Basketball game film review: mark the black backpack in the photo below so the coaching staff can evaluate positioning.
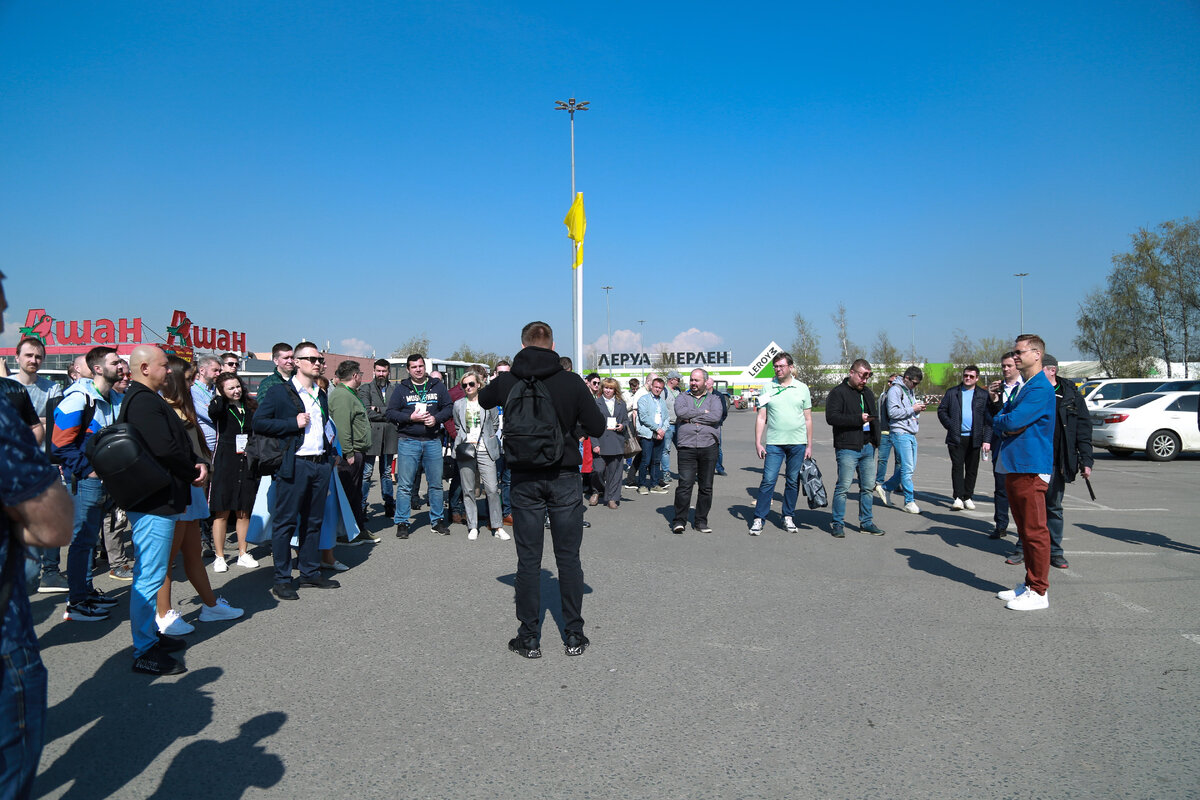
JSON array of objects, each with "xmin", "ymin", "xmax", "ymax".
[
  {"xmin": 84, "ymin": 392, "xmax": 172, "ymax": 510},
  {"xmin": 502, "ymin": 376, "xmax": 564, "ymax": 468}
]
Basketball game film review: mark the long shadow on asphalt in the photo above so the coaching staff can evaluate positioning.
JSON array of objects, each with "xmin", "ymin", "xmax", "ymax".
[
  {"xmin": 1076, "ymin": 522, "xmax": 1200, "ymax": 555},
  {"xmin": 496, "ymin": 569, "xmax": 593, "ymax": 640},
  {"xmin": 37, "ymin": 657, "xmax": 235, "ymax": 799},
  {"xmin": 894, "ymin": 548, "xmax": 1007, "ymax": 593},
  {"xmin": 146, "ymin": 712, "xmax": 287, "ymax": 799}
]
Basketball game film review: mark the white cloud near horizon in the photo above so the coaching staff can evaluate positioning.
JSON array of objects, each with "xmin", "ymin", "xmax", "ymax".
[
  {"xmin": 339, "ymin": 337, "xmax": 372, "ymax": 357},
  {"xmin": 586, "ymin": 327, "xmax": 723, "ymax": 356}
]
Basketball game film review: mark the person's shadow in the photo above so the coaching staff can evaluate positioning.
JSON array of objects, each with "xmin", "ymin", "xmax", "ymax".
[
  {"xmin": 37, "ymin": 656, "xmax": 221, "ymax": 799},
  {"xmin": 1076, "ymin": 522, "xmax": 1200, "ymax": 555},
  {"xmin": 496, "ymin": 569, "xmax": 593, "ymax": 639},
  {"xmin": 895, "ymin": 548, "xmax": 1007, "ymax": 593},
  {"xmin": 147, "ymin": 712, "xmax": 287, "ymax": 799}
]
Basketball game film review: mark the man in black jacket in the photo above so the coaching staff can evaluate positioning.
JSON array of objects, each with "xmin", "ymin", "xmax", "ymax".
[
  {"xmin": 479, "ymin": 321, "xmax": 605, "ymax": 659},
  {"xmin": 253, "ymin": 342, "xmax": 340, "ymax": 600},
  {"xmin": 385, "ymin": 354, "xmax": 453, "ymax": 538},
  {"xmin": 123, "ymin": 345, "xmax": 206, "ymax": 675},
  {"xmin": 825, "ymin": 359, "xmax": 885, "ymax": 537},
  {"xmin": 936, "ymin": 365, "xmax": 993, "ymax": 511},
  {"xmin": 1006, "ymin": 355, "xmax": 1093, "ymax": 569}
]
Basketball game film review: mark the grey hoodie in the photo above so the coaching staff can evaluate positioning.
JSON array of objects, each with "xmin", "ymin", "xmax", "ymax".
[{"xmin": 884, "ymin": 377, "xmax": 921, "ymax": 435}]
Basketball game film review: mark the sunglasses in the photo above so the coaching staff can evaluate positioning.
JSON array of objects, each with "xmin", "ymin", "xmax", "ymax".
[
  {"xmin": 461, "ymin": 380, "xmax": 477, "ymax": 388},
  {"xmin": 296, "ymin": 356, "xmax": 325, "ymax": 364}
]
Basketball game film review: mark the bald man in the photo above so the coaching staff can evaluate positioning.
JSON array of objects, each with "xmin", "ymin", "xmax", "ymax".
[{"xmin": 121, "ymin": 345, "xmax": 207, "ymax": 674}]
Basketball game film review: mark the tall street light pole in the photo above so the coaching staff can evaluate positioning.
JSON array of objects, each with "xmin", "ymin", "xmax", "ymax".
[
  {"xmin": 908, "ymin": 314, "xmax": 918, "ymax": 363},
  {"xmin": 601, "ymin": 285, "xmax": 613, "ymax": 375},
  {"xmin": 1013, "ymin": 272, "xmax": 1029, "ymax": 334},
  {"xmin": 555, "ymin": 97, "xmax": 589, "ymax": 371}
]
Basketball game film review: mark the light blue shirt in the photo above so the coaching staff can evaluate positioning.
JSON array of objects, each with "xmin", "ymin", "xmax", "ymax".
[{"xmin": 960, "ymin": 387, "xmax": 975, "ymax": 436}]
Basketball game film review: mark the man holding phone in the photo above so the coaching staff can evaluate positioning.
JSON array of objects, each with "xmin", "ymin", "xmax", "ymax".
[{"xmin": 825, "ymin": 359, "xmax": 885, "ymax": 537}]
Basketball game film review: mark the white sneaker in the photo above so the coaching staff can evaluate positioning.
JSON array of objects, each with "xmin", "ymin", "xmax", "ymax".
[
  {"xmin": 749, "ymin": 518, "xmax": 764, "ymax": 536},
  {"xmin": 236, "ymin": 553, "xmax": 259, "ymax": 568},
  {"xmin": 783, "ymin": 516, "xmax": 798, "ymax": 532},
  {"xmin": 156, "ymin": 609, "xmax": 194, "ymax": 635},
  {"xmin": 212, "ymin": 556, "xmax": 228, "ymax": 573},
  {"xmin": 997, "ymin": 583, "xmax": 1027, "ymax": 601},
  {"xmin": 951, "ymin": 498, "xmax": 964, "ymax": 511},
  {"xmin": 1006, "ymin": 589, "xmax": 1049, "ymax": 611},
  {"xmin": 492, "ymin": 528, "xmax": 511, "ymax": 541},
  {"xmin": 321, "ymin": 560, "xmax": 349, "ymax": 572},
  {"xmin": 903, "ymin": 502, "xmax": 921, "ymax": 514},
  {"xmin": 199, "ymin": 596, "xmax": 244, "ymax": 622},
  {"xmin": 874, "ymin": 485, "xmax": 890, "ymax": 506},
  {"xmin": 467, "ymin": 529, "xmax": 479, "ymax": 541},
  {"xmin": 964, "ymin": 499, "xmax": 976, "ymax": 510}
]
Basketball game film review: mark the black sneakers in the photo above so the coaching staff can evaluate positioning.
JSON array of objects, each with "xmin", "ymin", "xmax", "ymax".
[
  {"xmin": 989, "ymin": 528, "xmax": 1007, "ymax": 540},
  {"xmin": 132, "ymin": 644, "xmax": 186, "ymax": 675},
  {"xmin": 432, "ymin": 520, "xmax": 451, "ymax": 535},
  {"xmin": 564, "ymin": 632, "xmax": 590, "ymax": 657},
  {"xmin": 63, "ymin": 600, "xmax": 111, "ymax": 622},
  {"xmin": 508, "ymin": 637, "xmax": 542, "ymax": 659},
  {"xmin": 272, "ymin": 583, "xmax": 299, "ymax": 601},
  {"xmin": 156, "ymin": 633, "xmax": 188, "ymax": 653},
  {"xmin": 395, "ymin": 523, "xmax": 410, "ymax": 539},
  {"xmin": 298, "ymin": 576, "xmax": 340, "ymax": 589}
]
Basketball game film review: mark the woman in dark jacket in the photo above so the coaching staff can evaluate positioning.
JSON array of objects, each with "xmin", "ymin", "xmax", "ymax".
[
  {"xmin": 208, "ymin": 373, "xmax": 261, "ymax": 571},
  {"xmin": 590, "ymin": 378, "xmax": 631, "ymax": 509}
]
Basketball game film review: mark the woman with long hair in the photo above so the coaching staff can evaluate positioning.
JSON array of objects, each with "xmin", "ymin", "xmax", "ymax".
[
  {"xmin": 208, "ymin": 372, "xmax": 261, "ymax": 571},
  {"xmin": 155, "ymin": 356, "xmax": 243, "ymax": 635},
  {"xmin": 591, "ymin": 378, "xmax": 631, "ymax": 509},
  {"xmin": 452, "ymin": 369, "xmax": 509, "ymax": 541}
]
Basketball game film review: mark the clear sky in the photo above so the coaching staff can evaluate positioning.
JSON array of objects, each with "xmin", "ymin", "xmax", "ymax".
[{"xmin": 2, "ymin": 1, "xmax": 1197, "ymax": 365}]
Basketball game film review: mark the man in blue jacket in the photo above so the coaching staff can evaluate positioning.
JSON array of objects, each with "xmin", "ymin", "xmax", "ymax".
[
  {"xmin": 936, "ymin": 364, "xmax": 992, "ymax": 511},
  {"xmin": 991, "ymin": 334, "xmax": 1057, "ymax": 611},
  {"xmin": 386, "ymin": 354, "xmax": 453, "ymax": 538},
  {"xmin": 253, "ymin": 341, "xmax": 340, "ymax": 601}
]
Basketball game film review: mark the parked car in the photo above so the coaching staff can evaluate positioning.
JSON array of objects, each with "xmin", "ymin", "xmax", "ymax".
[
  {"xmin": 1078, "ymin": 378, "xmax": 1164, "ymax": 410},
  {"xmin": 1152, "ymin": 379, "xmax": 1200, "ymax": 393},
  {"xmin": 1090, "ymin": 391, "xmax": 1200, "ymax": 461}
]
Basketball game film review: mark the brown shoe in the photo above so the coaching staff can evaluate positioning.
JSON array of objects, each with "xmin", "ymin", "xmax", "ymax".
[
  {"xmin": 606, "ymin": 501, "xmax": 619, "ymax": 510},
  {"xmin": 451, "ymin": 513, "xmax": 466, "ymax": 525},
  {"xmin": 589, "ymin": 494, "xmax": 599, "ymax": 506},
  {"xmin": 503, "ymin": 515, "xmax": 514, "ymax": 525}
]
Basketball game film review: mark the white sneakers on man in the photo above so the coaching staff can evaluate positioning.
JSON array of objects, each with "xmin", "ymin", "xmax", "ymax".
[
  {"xmin": 1006, "ymin": 589, "xmax": 1049, "ymax": 611},
  {"xmin": 492, "ymin": 528, "xmax": 511, "ymax": 540},
  {"xmin": 783, "ymin": 516, "xmax": 798, "ymax": 533},
  {"xmin": 874, "ymin": 485, "xmax": 890, "ymax": 506},
  {"xmin": 964, "ymin": 499, "xmax": 975, "ymax": 510},
  {"xmin": 997, "ymin": 583, "xmax": 1027, "ymax": 601},
  {"xmin": 951, "ymin": 498, "xmax": 964, "ymax": 511},
  {"xmin": 212, "ymin": 556, "xmax": 228, "ymax": 573},
  {"xmin": 903, "ymin": 502, "xmax": 921, "ymax": 514}
]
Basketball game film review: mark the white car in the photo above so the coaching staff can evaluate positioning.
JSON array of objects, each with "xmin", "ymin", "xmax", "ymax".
[{"xmin": 1090, "ymin": 391, "xmax": 1200, "ymax": 461}]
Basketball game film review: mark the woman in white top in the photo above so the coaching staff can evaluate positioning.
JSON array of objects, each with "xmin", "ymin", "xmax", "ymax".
[{"xmin": 452, "ymin": 369, "xmax": 509, "ymax": 541}]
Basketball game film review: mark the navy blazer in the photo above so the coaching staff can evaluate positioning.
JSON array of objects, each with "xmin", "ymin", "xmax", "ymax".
[{"xmin": 252, "ymin": 380, "xmax": 333, "ymax": 480}]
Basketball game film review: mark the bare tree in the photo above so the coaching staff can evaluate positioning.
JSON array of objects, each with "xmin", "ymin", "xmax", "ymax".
[
  {"xmin": 390, "ymin": 333, "xmax": 432, "ymax": 360},
  {"xmin": 791, "ymin": 313, "xmax": 825, "ymax": 389},
  {"xmin": 831, "ymin": 303, "xmax": 858, "ymax": 365}
]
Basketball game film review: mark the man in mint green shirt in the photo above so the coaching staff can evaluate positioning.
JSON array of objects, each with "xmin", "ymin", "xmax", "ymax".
[{"xmin": 750, "ymin": 352, "xmax": 813, "ymax": 535}]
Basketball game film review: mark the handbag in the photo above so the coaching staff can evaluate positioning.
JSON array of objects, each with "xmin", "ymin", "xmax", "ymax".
[
  {"xmin": 246, "ymin": 387, "xmax": 306, "ymax": 476},
  {"xmin": 621, "ymin": 424, "xmax": 641, "ymax": 458}
]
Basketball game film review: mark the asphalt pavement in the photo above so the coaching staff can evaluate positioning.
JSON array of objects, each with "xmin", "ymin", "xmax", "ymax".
[{"xmin": 32, "ymin": 408, "xmax": 1200, "ymax": 799}]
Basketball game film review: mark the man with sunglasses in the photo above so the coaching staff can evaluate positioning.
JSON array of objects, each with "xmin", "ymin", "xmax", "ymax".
[
  {"xmin": 253, "ymin": 342, "xmax": 340, "ymax": 600},
  {"xmin": 937, "ymin": 365, "xmax": 992, "ymax": 511},
  {"xmin": 825, "ymin": 359, "xmax": 885, "ymax": 537},
  {"xmin": 219, "ymin": 352, "xmax": 240, "ymax": 374}
]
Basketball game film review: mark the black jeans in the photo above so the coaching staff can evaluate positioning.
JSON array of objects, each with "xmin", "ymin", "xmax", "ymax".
[
  {"xmin": 271, "ymin": 457, "xmax": 332, "ymax": 584},
  {"xmin": 673, "ymin": 444, "xmax": 718, "ymax": 527},
  {"xmin": 993, "ymin": 468, "xmax": 1009, "ymax": 530},
  {"xmin": 947, "ymin": 440, "xmax": 981, "ymax": 500},
  {"xmin": 511, "ymin": 468, "xmax": 585, "ymax": 643},
  {"xmin": 337, "ymin": 452, "xmax": 367, "ymax": 530}
]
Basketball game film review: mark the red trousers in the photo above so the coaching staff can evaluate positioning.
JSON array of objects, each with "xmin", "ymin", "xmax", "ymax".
[{"xmin": 1006, "ymin": 473, "xmax": 1051, "ymax": 594}]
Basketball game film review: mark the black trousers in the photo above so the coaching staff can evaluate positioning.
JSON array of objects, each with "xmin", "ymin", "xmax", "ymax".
[
  {"xmin": 673, "ymin": 444, "xmax": 718, "ymax": 527},
  {"xmin": 992, "ymin": 468, "xmax": 1009, "ymax": 529},
  {"xmin": 947, "ymin": 440, "xmax": 982, "ymax": 500},
  {"xmin": 337, "ymin": 451, "xmax": 367, "ymax": 530},
  {"xmin": 272, "ymin": 457, "xmax": 332, "ymax": 584},
  {"xmin": 511, "ymin": 468, "xmax": 585, "ymax": 643}
]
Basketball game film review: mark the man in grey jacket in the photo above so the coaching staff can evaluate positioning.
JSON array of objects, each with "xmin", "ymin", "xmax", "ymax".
[
  {"xmin": 879, "ymin": 366, "xmax": 927, "ymax": 514},
  {"xmin": 671, "ymin": 369, "xmax": 724, "ymax": 534},
  {"xmin": 358, "ymin": 359, "xmax": 398, "ymax": 519}
]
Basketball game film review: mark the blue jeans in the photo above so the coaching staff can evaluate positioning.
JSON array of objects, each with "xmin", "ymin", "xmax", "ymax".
[
  {"xmin": 128, "ymin": 512, "xmax": 177, "ymax": 657},
  {"xmin": 660, "ymin": 423, "xmax": 676, "ymax": 477},
  {"xmin": 882, "ymin": 432, "xmax": 917, "ymax": 503},
  {"xmin": 361, "ymin": 454, "xmax": 394, "ymax": 512},
  {"xmin": 0, "ymin": 647, "xmax": 47, "ymax": 800},
  {"xmin": 497, "ymin": 455, "xmax": 512, "ymax": 517},
  {"xmin": 875, "ymin": 432, "xmax": 894, "ymax": 486},
  {"xmin": 67, "ymin": 477, "xmax": 107, "ymax": 605},
  {"xmin": 832, "ymin": 445, "xmax": 876, "ymax": 527},
  {"xmin": 754, "ymin": 443, "xmax": 807, "ymax": 519},
  {"xmin": 394, "ymin": 438, "xmax": 444, "ymax": 525},
  {"xmin": 637, "ymin": 437, "xmax": 665, "ymax": 487}
]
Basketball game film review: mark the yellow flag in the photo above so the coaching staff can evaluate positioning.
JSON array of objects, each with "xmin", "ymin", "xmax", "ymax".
[{"xmin": 563, "ymin": 192, "xmax": 586, "ymax": 269}]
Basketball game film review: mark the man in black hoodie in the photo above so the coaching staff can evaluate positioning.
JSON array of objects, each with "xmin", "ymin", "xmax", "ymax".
[{"xmin": 479, "ymin": 321, "xmax": 605, "ymax": 659}]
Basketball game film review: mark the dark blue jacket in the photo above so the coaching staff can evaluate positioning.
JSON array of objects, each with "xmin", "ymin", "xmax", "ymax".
[
  {"xmin": 385, "ymin": 377, "xmax": 453, "ymax": 440},
  {"xmin": 937, "ymin": 384, "xmax": 993, "ymax": 447},
  {"xmin": 252, "ymin": 380, "xmax": 333, "ymax": 481}
]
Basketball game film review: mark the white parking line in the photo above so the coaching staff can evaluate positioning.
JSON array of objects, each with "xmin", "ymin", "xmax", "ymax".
[
  {"xmin": 1100, "ymin": 592, "xmax": 1151, "ymax": 613},
  {"xmin": 1182, "ymin": 634, "xmax": 1200, "ymax": 646},
  {"xmin": 1069, "ymin": 551, "xmax": 1158, "ymax": 555}
]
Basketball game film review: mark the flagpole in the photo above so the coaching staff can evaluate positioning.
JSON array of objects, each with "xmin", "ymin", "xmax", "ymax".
[{"xmin": 556, "ymin": 97, "xmax": 588, "ymax": 371}]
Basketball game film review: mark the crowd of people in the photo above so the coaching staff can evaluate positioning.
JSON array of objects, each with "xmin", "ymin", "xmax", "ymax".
[{"xmin": 1, "ymin": 264, "xmax": 1090, "ymax": 796}]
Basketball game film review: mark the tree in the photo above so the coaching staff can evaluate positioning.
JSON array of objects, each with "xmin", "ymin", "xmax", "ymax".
[
  {"xmin": 831, "ymin": 303, "xmax": 858, "ymax": 365},
  {"xmin": 1160, "ymin": 217, "xmax": 1200, "ymax": 376},
  {"xmin": 869, "ymin": 330, "xmax": 902, "ymax": 395},
  {"xmin": 791, "ymin": 313, "xmax": 825, "ymax": 390},
  {"xmin": 390, "ymin": 333, "xmax": 431, "ymax": 360},
  {"xmin": 448, "ymin": 343, "xmax": 508, "ymax": 370}
]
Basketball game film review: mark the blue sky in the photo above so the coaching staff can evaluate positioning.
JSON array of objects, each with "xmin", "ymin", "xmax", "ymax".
[{"xmin": 2, "ymin": 1, "xmax": 1197, "ymax": 365}]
